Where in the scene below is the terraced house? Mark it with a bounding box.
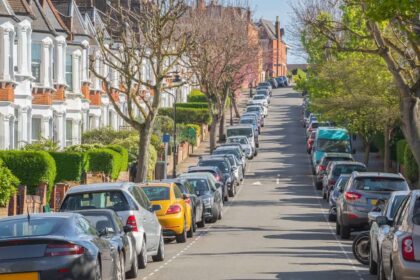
[0,0,191,150]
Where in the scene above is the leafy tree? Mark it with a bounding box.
[0,159,19,207]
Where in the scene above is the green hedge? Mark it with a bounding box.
[404,144,419,184]
[0,151,56,197]
[158,107,211,125]
[396,139,407,165]
[49,152,85,183]
[176,102,208,109]
[0,159,19,207]
[87,148,122,180]
[106,145,129,171]
[187,90,207,102]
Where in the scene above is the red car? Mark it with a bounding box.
[307,130,316,154]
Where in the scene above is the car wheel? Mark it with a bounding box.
[126,248,138,279]
[176,221,187,243]
[322,189,327,200]
[117,252,125,280]
[138,238,147,269]
[340,225,351,239]
[218,208,222,220]
[328,212,335,222]
[224,193,229,202]
[192,213,197,233]
[228,186,235,197]
[197,212,206,228]
[369,246,378,275]
[187,217,194,238]
[152,234,165,262]
[335,219,341,235]
[95,258,102,280]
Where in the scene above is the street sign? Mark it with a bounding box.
[162,133,171,143]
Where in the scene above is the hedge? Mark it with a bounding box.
[107,145,129,171]
[404,144,419,184]
[158,107,211,125]
[396,139,407,165]
[87,148,122,180]
[0,150,56,197]
[185,123,201,138]
[0,159,19,207]
[187,90,207,103]
[49,152,85,183]
[176,102,208,109]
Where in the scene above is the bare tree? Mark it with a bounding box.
[91,0,193,182]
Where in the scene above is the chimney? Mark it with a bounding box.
[196,0,205,10]
[275,16,281,40]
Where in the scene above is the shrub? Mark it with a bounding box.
[65,144,104,153]
[158,107,211,125]
[82,127,136,145]
[187,90,207,102]
[0,151,56,198]
[49,152,85,183]
[153,116,174,136]
[112,136,138,163]
[106,145,129,171]
[87,148,122,180]
[148,145,158,180]
[23,138,59,152]
[176,102,208,109]
[185,123,201,138]
[396,139,407,165]
[0,159,19,207]
[404,144,419,184]
[150,134,165,159]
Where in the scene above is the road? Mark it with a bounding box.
[139,87,374,280]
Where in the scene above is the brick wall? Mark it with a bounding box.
[0,83,15,102]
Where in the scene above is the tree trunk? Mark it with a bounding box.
[135,124,153,183]
[383,126,390,172]
[232,94,240,118]
[363,141,370,167]
[218,113,225,143]
[209,116,219,153]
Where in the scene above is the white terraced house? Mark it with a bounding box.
[0,0,192,150]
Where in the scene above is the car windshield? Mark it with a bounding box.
[199,161,229,173]
[187,179,210,195]
[332,165,366,178]
[316,139,351,153]
[82,214,115,233]
[213,149,240,159]
[311,123,319,129]
[323,156,351,165]
[240,119,255,125]
[353,177,408,192]
[61,191,130,211]
[256,91,267,95]
[227,137,248,144]
[227,128,253,138]
[246,107,261,112]
[142,187,170,201]
[253,95,265,100]
[390,195,408,219]
[0,217,65,238]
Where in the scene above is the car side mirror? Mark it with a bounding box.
[376,215,389,227]
[123,225,134,233]
[151,204,161,212]
[183,193,190,200]
[368,211,381,222]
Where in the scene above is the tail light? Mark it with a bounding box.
[215,175,221,181]
[45,242,85,257]
[344,191,362,201]
[126,215,138,232]
[319,165,326,171]
[402,236,415,261]
[166,204,182,214]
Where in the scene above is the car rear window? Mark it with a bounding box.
[82,214,115,232]
[353,177,408,192]
[187,179,210,195]
[199,160,229,173]
[142,187,170,201]
[240,119,254,125]
[227,128,253,138]
[333,165,366,178]
[61,191,130,211]
[0,218,65,238]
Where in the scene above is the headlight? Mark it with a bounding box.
[203,197,213,206]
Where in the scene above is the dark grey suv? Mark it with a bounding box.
[336,172,410,239]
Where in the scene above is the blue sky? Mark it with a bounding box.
[250,0,306,64]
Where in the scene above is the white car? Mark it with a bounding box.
[252,94,269,107]
[247,104,268,117]
[226,136,254,159]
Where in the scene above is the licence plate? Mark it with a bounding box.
[370,199,378,206]
[0,273,39,280]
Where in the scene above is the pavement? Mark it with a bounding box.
[136,87,374,280]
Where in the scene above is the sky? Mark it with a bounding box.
[250,0,307,64]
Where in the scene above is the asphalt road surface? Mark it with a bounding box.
[138,87,374,280]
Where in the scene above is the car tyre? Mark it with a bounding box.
[117,252,125,280]
[340,225,351,239]
[176,221,187,243]
[218,208,222,220]
[328,212,335,222]
[224,194,229,202]
[187,218,194,238]
[192,214,197,233]
[138,238,148,269]
[322,189,327,199]
[369,247,377,275]
[197,212,206,228]
[152,234,165,262]
[335,219,341,235]
[126,248,138,278]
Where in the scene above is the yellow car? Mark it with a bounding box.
[140,182,193,243]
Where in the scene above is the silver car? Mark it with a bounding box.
[226,136,254,159]
[60,182,164,269]
[336,172,410,239]
[377,190,420,280]
[368,191,410,276]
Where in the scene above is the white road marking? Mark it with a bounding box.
[252,181,262,185]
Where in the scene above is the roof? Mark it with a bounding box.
[29,0,56,33]
[0,0,14,16]
[227,125,254,129]
[7,0,32,15]
[51,0,89,36]
[259,19,276,40]
[352,172,405,179]
[0,212,76,222]
[331,161,366,167]
[66,182,134,194]
[188,166,220,172]
[139,182,174,187]
[322,153,353,158]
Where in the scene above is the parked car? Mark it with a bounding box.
[258,82,272,92]
[306,121,332,138]
[212,145,246,172]
[60,182,164,268]
[268,78,278,88]
[140,182,193,243]
[315,153,354,189]
[179,173,224,223]
[242,111,264,128]
[76,209,139,278]
[307,130,316,154]
[336,172,410,239]
[158,178,205,233]
[321,161,367,197]
[198,156,235,199]
[0,212,118,280]
[328,174,350,221]
[247,104,267,117]
[368,191,409,275]
[240,116,259,135]
[251,94,269,107]
[226,136,254,159]
[226,124,258,149]
[255,90,270,103]
[305,113,318,128]
[187,166,224,183]
[222,153,244,183]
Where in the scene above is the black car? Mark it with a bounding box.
[0,212,118,280]
[158,178,205,230]
[77,209,139,279]
[187,166,227,201]
[197,156,234,201]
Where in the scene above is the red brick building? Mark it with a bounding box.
[257,16,287,78]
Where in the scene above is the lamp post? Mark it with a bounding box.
[168,73,182,178]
